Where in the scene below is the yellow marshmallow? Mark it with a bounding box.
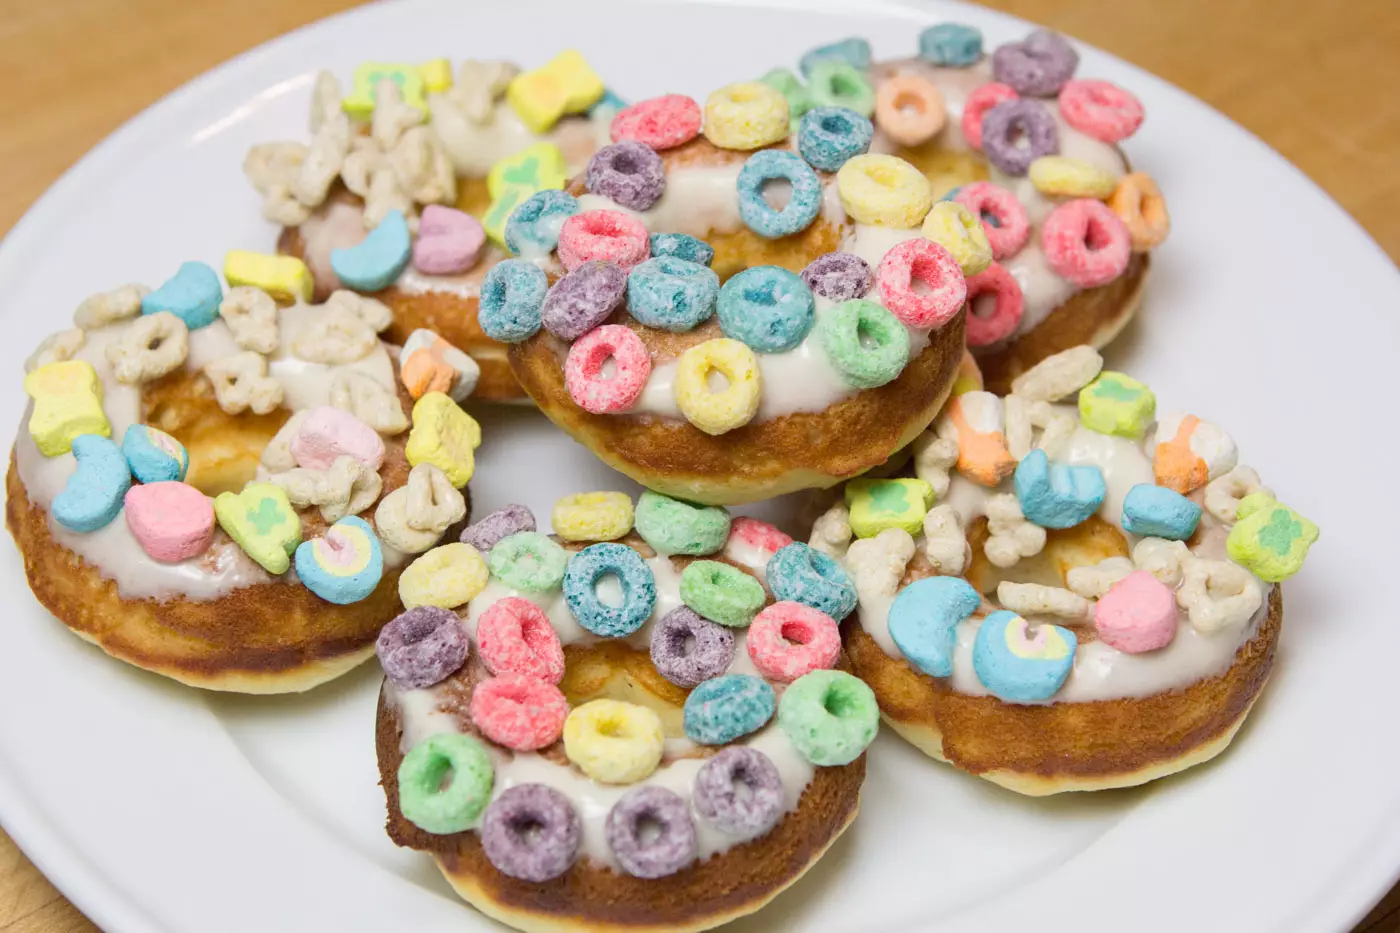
[486,142,568,201]
[563,699,664,784]
[23,360,110,457]
[399,543,488,609]
[837,154,933,228]
[223,250,313,304]
[551,492,635,542]
[921,201,993,277]
[1028,156,1118,200]
[673,338,761,436]
[343,63,427,120]
[405,392,481,487]
[702,82,789,151]
[418,58,453,94]
[506,50,604,134]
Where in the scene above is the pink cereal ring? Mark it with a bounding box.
[746,601,841,683]
[610,94,703,150]
[1058,80,1145,144]
[953,182,1030,260]
[1041,198,1131,288]
[557,210,650,272]
[727,517,792,557]
[476,596,566,683]
[964,262,1025,347]
[469,673,570,751]
[960,82,1019,151]
[564,324,652,414]
[875,238,967,329]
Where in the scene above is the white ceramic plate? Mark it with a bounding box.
[1,0,1396,930]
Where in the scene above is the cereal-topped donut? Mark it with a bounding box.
[772,27,1167,392]
[7,269,485,692]
[244,53,617,401]
[375,492,876,932]
[810,347,1317,794]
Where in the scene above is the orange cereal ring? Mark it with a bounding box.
[1108,171,1170,252]
[874,74,946,147]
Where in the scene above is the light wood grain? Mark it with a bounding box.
[1,1,1398,931]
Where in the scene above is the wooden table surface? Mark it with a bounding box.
[1,0,1397,930]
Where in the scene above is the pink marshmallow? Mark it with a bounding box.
[290,406,385,471]
[1094,570,1178,654]
[412,205,485,275]
[124,482,215,562]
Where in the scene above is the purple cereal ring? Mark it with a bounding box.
[480,784,581,882]
[649,606,735,688]
[541,261,628,340]
[460,504,536,553]
[693,747,785,837]
[585,142,666,212]
[800,252,872,302]
[605,785,697,879]
[980,100,1059,176]
[376,606,469,690]
[991,29,1079,97]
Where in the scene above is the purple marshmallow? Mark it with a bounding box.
[585,141,666,212]
[605,786,697,879]
[649,606,735,688]
[693,747,785,837]
[460,504,536,553]
[800,252,872,302]
[991,29,1079,97]
[979,99,1060,176]
[480,784,581,882]
[376,606,469,690]
[541,261,628,340]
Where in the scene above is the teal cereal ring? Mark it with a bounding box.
[679,560,766,628]
[633,490,731,556]
[777,669,879,766]
[488,531,568,592]
[397,733,495,834]
[816,298,911,389]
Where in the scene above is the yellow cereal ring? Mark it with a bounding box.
[702,82,789,151]
[921,201,993,277]
[836,154,933,228]
[406,392,481,488]
[1108,171,1170,252]
[223,250,313,304]
[551,492,635,542]
[1027,156,1118,199]
[673,338,761,435]
[563,699,664,784]
[399,542,488,609]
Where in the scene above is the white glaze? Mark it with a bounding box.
[427,100,610,179]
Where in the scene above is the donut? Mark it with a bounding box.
[243,54,617,402]
[7,273,485,692]
[809,346,1318,794]
[375,493,875,931]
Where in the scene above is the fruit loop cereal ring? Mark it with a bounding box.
[963,263,1025,347]
[487,532,568,593]
[377,605,469,690]
[683,674,776,745]
[634,490,731,556]
[953,182,1030,259]
[693,747,785,837]
[564,698,664,783]
[816,298,910,389]
[716,266,815,353]
[726,517,793,558]
[736,150,823,239]
[960,82,1018,151]
[585,141,666,212]
[919,23,983,68]
[836,154,934,228]
[505,190,580,257]
[874,74,946,147]
[991,29,1079,97]
[702,82,789,151]
[398,733,494,834]
[876,238,967,328]
[649,232,714,267]
[1109,172,1170,252]
[469,672,569,750]
[673,339,761,435]
[626,257,720,331]
[552,491,635,542]
[801,251,873,301]
[767,542,858,619]
[562,542,657,637]
[1041,199,1131,288]
[479,260,548,343]
[460,504,536,554]
[542,261,628,341]
[480,784,581,882]
[679,560,767,628]
[800,37,872,77]
[399,542,489,610]
[606,786,697,879]
[564,325,651,414]
[777,669,879,766]
[760,68,815,133]
[980,100,1059,176]
[294,515,383,605]
[557,209,650,272]
[1028,155,1118,199]
[476,596,566,682]
[1058,79,1144,143]
[797,106,874,173]
[806,60,876,117]
[610,94,703,150]
[921,200,993,277]
[747,601,840,682]
[649,606,735,687]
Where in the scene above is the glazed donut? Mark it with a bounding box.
[7,271,483,692]
[811,346,1318,794]
[375,492,875,932]
[245,54,615,401]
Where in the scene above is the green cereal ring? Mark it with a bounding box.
[488,531,568,592]
[679,560,766,628]
[778,669,879,766]
[817,299,910,389]
[633,491,731,556]
[397,733,495,834]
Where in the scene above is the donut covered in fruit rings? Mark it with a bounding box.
[8,268,483,692]
[375,492,875,933]
[809,347,1316,794]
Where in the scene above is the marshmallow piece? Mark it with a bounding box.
[936,391,1016,487]
[124,482,214,562]
[973,610,1076,703]
[291,406,386,472]
[223,250,313,304]
[405,392,481,487]
[52,435,132,533]
[213,483,302,574]
[294,515,385,604]
[1094,571,1178,653]
[121,424,189,484]
[401,328,480,402]
[1013,448,1105,529]
[23,360,110,457]
[1121,483,1202,540]
[888,576,981,677]
[844,478,934,538]
[142,261,223,330]
[506,50,605,134]
[412,205,485,275]
[331,209,412,293]
[343,63,426,121]
[1152,412,1238,495]
[1225,493,1319,583]
[1078,371,1155,439]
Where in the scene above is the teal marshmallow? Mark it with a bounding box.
[683,674,775,745]
[919,23,983,67]
[799,37,872,77]
[142,261,222,329]
[1121,484,1202,540]
[330,209,411,291]
[888,577,982,677]
[53,435,132,533]
[972,610,1076,703]
[121,424,188,484]
[1013,448,1106,529]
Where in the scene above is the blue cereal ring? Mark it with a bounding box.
[716,266,814,353]
[479,259,548,343]
[142,261,222,330]
[888,577,981,677]
[766,542,857,619]
[1013,448,1106,529]
[797,106,874,173]
[626,257,720,332]
[919,23,984,67]
[121,424,188,484]
[806,61,876,117]
[505,190,580,257]
[736,150,823,239]
[294,515,384,604]
[330,209,411,291]
[972,610,1077,703]
[562,542,657,637]
[52,434,132,533]
[683,674,776,745]
[1121,484,1202,540]
[649,233,715,268]
[799,37,873,77]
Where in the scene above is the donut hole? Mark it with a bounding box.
[508,814,546,847]
[704,367,732,394]
[759,177,794,212]
[560,643,688,738]
[727,768,757,805]
[635,814,665,846]
[894,91,927,117]
[1083,218,1115,252]
[821,684,859,718]
[820,113,850,136]
[971,293,999,320]
[611,150,642,177]
[593,572,625,608]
